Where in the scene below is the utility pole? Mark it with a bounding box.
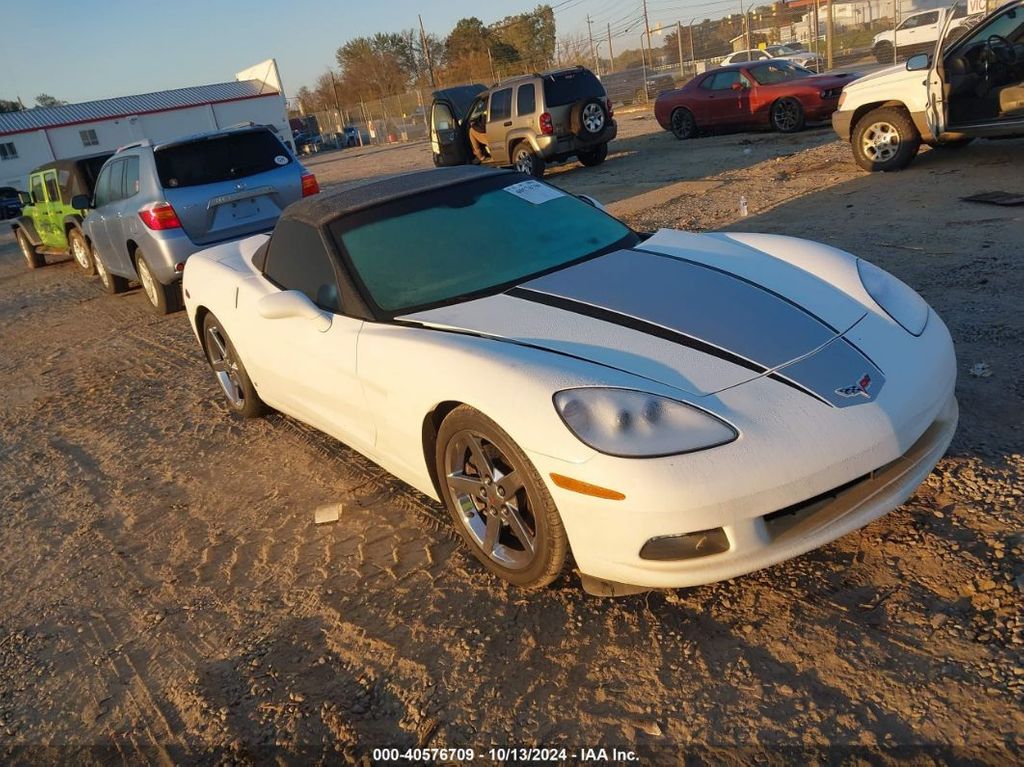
[741,2,752,51]
[329,70,343,133]
[676,21,685,78]
[642,0,652,51]
[607,23,614,73]
[825,0,834,70]
[641,0,652,101]
[418,14,436,88]
[587,14,599,75]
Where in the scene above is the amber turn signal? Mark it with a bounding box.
[549,473,625,501]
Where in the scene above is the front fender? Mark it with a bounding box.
[11,216,41,245]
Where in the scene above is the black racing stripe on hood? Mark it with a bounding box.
[507,287,765,375]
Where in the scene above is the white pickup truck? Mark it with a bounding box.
[833,0,1024,171]
[871,6,983,64]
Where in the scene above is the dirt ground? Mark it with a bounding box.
[1,113,1022,764]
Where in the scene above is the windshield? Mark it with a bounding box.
[749,61,813,85]
[951,3,1022,49]
[331,175,637,314]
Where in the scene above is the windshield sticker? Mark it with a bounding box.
[504,180,564,205]
[274,155,289,166]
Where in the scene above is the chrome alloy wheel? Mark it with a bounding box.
[71,235,90,270]
[582,102,605,133]
[205,324,245,408]
[95,253,111,288]
[861,121,901,163]
[444,430,537,569]
[514,150,534,174]
[137,257,159,307]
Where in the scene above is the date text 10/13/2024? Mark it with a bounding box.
[371,747,640,762]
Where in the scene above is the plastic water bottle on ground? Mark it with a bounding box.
[739,195,748,217]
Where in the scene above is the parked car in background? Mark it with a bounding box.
[655,60,859,138]
[723,46,823,71]
[0,186,22,220]
[75,125,318,314]
[871,4,982,63]
[836,0,1024,171]
[11,153,112,272]
[341,125,367,147]
[182,165,957,595]
[293,131,323,155]
[430,66,616,177]
[599,68,675,105]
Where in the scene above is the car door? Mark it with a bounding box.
[40,170,65,248]
[431,100,470,166]
[28,174,51,246]
[486,87,513,163]
[249,219,376,449]
[88,161,121,270]
[704,70,752,127]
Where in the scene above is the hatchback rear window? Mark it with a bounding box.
[542,70,605,107]
[155,130,290,189]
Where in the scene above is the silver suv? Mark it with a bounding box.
[74,125,318,313]
[430,67,617,177]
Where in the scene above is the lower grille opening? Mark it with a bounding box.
[639,527,730,561]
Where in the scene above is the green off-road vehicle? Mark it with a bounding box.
[11,153,111,271]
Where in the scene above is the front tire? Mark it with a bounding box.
[17,229,44,270]
[202,313,266,419]
[94,251,129,294]
[136,249,183,315]
[576,143,608,167]
[770,97,805,133]
[670,108,697,140]
[512,144,545,178]
[873,42,894,64]
[852,107,921,172]
[436,405,568,589]
[68,228,96,275]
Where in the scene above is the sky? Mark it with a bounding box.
[0,0,743,106]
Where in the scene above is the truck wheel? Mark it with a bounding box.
[512,144,545,178]
[577,143,608,167]
[94,251,129,294]
[68,228,96,275]
[852,107,921,172]
[136,249,183,315]
[17,229,44,270]
[873,42,894,64]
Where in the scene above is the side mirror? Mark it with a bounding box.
[71,194,92,211]
[17,191,32,206]
[257,290,332,332]
[731,81,747,91]
[906,53,931,71]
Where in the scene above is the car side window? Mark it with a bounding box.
[106,160,126,204]
[44,172,60,204]
[123,156,140,198]
[733,52,749,62]
[752,50,769,60]
[516,83,536,116]
[92,167,110,207]
[468,97,488,123]
[31,176,44,205]
[264,219,342,313]
[709,71,751,90]
[490,88,513,122]
[921,11,939,25]
[432,103,454,131]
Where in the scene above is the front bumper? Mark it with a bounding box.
[832,109,854,141]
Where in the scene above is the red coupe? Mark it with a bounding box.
[654,60,860,139]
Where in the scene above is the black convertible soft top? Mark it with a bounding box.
[283,165,517,229]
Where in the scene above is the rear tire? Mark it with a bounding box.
[17,229,44,270]
[576,143,608,167]
[570,98,608,139]
[136,249,183,315]
[873,42,894,64]
[512,144,545,178]
[435,405,568,589]
[202,312,266,419]
[670,108,697,140]
[94,251,129,294]
[68,228,96,275]
[852,106,921,172]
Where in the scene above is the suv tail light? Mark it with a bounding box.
[539,112,554,135]
[138,202,181,230]
[301,173,320,197]
[606,98,614,118]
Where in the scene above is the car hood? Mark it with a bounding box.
[402,229,881,407]
[801,72,862,88]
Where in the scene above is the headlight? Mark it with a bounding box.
[857,258,929,336]
[553,388,737,458]
[838,91,846,108]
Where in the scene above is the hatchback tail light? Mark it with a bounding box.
[301,173,320,197]
[138,202,181,230]
[539,112,554,135]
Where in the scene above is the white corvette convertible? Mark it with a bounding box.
[183,166,957,596]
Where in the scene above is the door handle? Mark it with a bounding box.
[503,121,512,127]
